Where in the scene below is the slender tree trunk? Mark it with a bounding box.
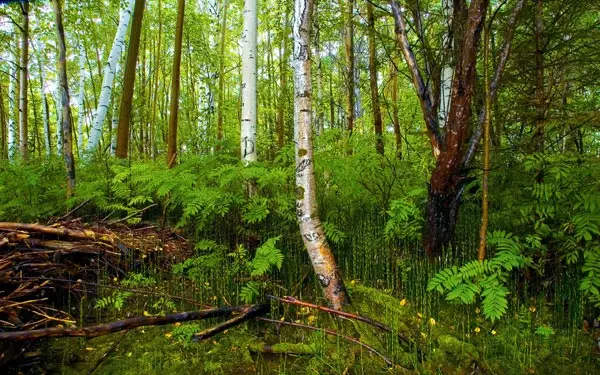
[343,0,355,139]
[367,2,383,155]
[37,50,51,156]
[0,84,7,159]
[276,9,289,148]
[216,0,229,152]
[19,1,29,161]
[77,42,86,155]
[115,0,146,159]
[167,0,185,168]
[532,0,545,153]
[53,0,76,197]
[150,0,162,159]
[87,0,135,153]
[478,9,491,261]
[293,0,349,310]
[240,0,257,163]
[389,60,402,159]
[8,28,18,160]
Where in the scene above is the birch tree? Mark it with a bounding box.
[19,1,29,160]
[293,0,349,310]
[8,24,17,160]
[240,0,257,163]
[86,0,135,153]
[53,0,76,197]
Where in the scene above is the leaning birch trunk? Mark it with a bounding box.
[240,0,257,163]
[86,0,135,153]
[19,1,29,160]
[292,0,349,310]
[8,29,17,160]
[53,0,76,198]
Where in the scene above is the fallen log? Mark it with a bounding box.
[0,304,267,341]
[0,222,117,246]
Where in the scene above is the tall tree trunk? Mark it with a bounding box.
[389,60,402,159]
[115,0,146,159]
[77,42,86,156]
[19,1,29,161]
[167,0,185,168]
[53,0,76,198]
[216,0,229,152]
[8,26,17,160]
[478,8,491,261]
[87,0,135,153]
[0,84,6,159]
[150,0,162,159]
[532,0,545,153]
[343,0,355,140]
[240,0,257,163]
[276,9,289,148]
[293,0,349,310]
[37,49,51,156]
[367,2,383,155]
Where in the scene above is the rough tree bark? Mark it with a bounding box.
[52,0,76,198]
[167,0,185,168]
[392,0,523,256]
[389,59,402,159]
[532,0,545,153]
[19,1,29,160]
[293,0,349,310]
[87,0,135,153]
[276,5,289,148]
[367,2,384,155]
[115,0,146,159]
[240,0,257,163]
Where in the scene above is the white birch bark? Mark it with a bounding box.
[8,33,17,159]
[293,0,348,310]
[439,0,453,126]
[77,42,86,154]
[86,0,135,152]
[240,0,257,163]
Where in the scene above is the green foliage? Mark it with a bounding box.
[384,193,425,242]
[95,291,133,312]
[428,231,529,321]
[121,273,157,288]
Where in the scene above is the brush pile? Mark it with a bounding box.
[0,219,189,365]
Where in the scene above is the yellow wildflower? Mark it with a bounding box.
[529,306,537,313]
[400,299,407,306]
[429,318,436,326]
[164,332,172,338]
[474,327,481,333]
[491,330,497,336]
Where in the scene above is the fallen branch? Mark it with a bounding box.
[87,330,128,375]
[268,295,411,345]
[258,318,395,368]
[193,303,269,341]
[0,304,264,341]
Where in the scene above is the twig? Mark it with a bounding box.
[258,318,395,368]
[108,204,157,225]
[268,295,411,345]
[53,199,91,223]
[87,331,129,374]
[0,222,117,246]
[0,304,263,341]
[193,303,269,341]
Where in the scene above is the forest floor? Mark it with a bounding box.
[1,220,599,374]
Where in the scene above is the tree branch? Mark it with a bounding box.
[462,0,525,168]
[0,305,265,341]
[389,0,442,157]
